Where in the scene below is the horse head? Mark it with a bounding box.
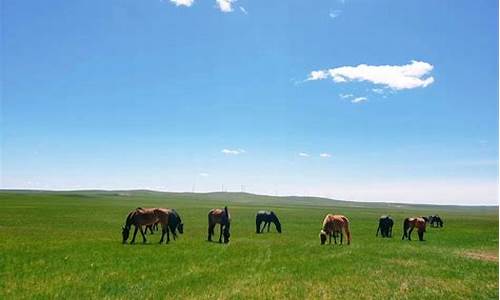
[272,213,282,233]
[177,221,184,234]
[319,230,327,245]
[122,226,130,244]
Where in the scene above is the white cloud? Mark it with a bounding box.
[298,152,310,157]
[307,60,435,90]
[308,70,328,81]
[372,88,384,94]
[222,148,245,155]
[170,0,194,7]
[329,10,342,19]
[339,93,353,99]
[216,0,235,12]
[320,153,332,158]
[199,173,209,177]
[351,96,368,103]
[239,6,248,14]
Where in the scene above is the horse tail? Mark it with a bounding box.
[342,217,351,245]
[402,218,409,239]
[224,206,229,218]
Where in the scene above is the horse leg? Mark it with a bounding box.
[256,220,261,233]
[208,224,213,241]
[418,230,424,241]
[340,232,343,245]
[139,226,147,244]
[131,225,139,244]
[408,227,414,241]
[267,222,270,232]
[219,224,223,243]
[159,224,166,244]
[166,226,170,244]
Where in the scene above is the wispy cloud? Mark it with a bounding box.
[320,153,332,158]
[329,10,342,19]
[216,0,235,12]
[307,60,435,90]
[339,93,353,99]
[239,6,248,14]
[351,96,368,103]
[298,152,310,157]
[199,173,209,177]
[222,148,245,155]
[372,88,384,94]
[169,0,194,7]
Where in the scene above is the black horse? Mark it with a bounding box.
[256,211,282,233]
[428,215,443,228]
[376,215,393,238]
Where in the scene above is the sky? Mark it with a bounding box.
[1,0,498,205]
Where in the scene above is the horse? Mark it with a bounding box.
[256,211,282,233]
[376,215,394,238]
[121,207,183,244]
[145,209,184,237]
[208,206,231,243]
[319,214,351,245]
[428,215,443,228]
[401,217,426,241]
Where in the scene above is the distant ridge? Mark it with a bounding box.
[0,189,497,211]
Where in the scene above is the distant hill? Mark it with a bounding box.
[0,189,497,214]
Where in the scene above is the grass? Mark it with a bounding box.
[0,190,498,299]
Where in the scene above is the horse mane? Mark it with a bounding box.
[125,210,135,228]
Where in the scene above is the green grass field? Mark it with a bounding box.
[0,190,498,299]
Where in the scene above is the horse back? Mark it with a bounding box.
[208,208,229,225]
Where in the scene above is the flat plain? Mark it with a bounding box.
[0,190,497,299]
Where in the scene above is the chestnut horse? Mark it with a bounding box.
[121,207,183,244]
[319,214,351,245]
[401,217,426,241]
[208,206,231,243]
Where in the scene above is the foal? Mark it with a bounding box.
[319,214,351,245]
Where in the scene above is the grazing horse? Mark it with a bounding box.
[208,206,231,243]
[401,217,426,241]
[319,214,351,245]
[256,211,282,233]
[428,215,444,228]
[376,215,394,238]
[121,207,183,244]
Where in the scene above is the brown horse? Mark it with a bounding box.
[208,206,231,243]
[319,214,351,245]
[401,217,426,241]
[121,207,183,244]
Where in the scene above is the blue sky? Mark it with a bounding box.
[2,0,498,204]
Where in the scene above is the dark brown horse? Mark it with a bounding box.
[319,214,351,245]
[256,210,281,233]
[121,207,183,244]
[401,217,426,241]
[208,206,231,243]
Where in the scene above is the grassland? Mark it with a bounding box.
[0,190,498,299]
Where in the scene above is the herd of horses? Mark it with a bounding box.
[121,206,444,245]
